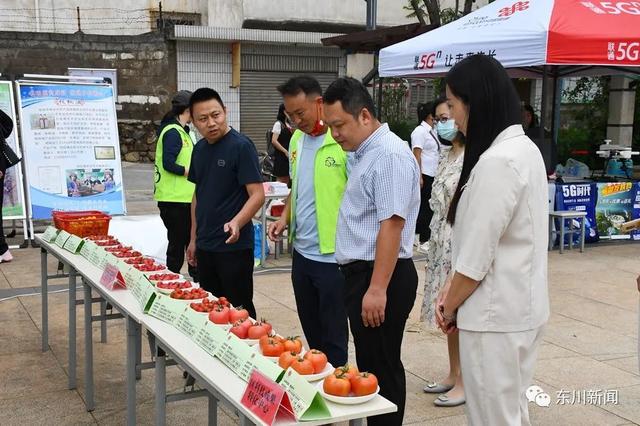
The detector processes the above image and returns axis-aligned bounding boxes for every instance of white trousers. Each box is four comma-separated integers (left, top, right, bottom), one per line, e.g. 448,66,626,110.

459,326,545,426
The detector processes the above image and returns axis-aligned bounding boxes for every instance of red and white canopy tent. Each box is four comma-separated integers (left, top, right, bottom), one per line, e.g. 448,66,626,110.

378,0,640,160
379,0,640,77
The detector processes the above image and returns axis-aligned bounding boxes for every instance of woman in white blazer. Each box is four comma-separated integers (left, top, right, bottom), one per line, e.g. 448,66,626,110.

436,55,550,426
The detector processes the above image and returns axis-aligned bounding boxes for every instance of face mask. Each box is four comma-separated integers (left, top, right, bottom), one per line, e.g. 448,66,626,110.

308,102,325,136
436,119,457,142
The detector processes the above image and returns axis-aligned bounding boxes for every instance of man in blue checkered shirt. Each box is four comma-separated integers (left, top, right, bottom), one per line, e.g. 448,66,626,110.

323,77,420,426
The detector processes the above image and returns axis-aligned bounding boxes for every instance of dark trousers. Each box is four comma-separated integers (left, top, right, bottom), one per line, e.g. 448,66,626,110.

341,258,418,426
0,174,7,255
415,174,434,243
196,248,256,319
291,250,348,366
158,202,198,281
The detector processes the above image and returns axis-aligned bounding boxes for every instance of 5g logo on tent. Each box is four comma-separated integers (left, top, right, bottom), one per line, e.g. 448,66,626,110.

526,385,552,408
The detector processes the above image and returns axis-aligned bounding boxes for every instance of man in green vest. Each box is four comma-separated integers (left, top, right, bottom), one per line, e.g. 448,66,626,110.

268,76,348,366
154,90,198,281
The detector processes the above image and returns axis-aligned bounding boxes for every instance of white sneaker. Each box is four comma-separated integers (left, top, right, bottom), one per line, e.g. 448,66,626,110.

418,242,429,254
0,250,13,263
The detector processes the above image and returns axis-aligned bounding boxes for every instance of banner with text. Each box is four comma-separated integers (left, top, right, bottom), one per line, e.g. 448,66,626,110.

16,81,126,219
0,81,27,219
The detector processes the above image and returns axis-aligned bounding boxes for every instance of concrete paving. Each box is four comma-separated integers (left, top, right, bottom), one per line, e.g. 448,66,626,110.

0,161,638,425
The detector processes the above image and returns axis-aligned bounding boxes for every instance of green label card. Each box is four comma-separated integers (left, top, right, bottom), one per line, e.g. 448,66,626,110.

240,351,285,383
122,264,145,288
175,305,207,338
147,294,186,323
215,333,254,378
129,273,157,312
80,240,98,259
42,226,60,242
63,235,84,253
90,247,107,268
194,321,228,356
99,252,117,270
54,230,71,248
279,368,331,421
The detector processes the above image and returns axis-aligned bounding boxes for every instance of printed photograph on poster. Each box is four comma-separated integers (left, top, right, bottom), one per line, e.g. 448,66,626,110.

94,146,115,160
29,113,56,129
38,166,62,194
17,82,126,219
66,168,116,197
595,182,640,240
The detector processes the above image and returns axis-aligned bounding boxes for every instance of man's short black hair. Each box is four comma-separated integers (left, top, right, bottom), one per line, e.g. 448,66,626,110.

323,77,377,120
189,87,225,114
277,75,322,97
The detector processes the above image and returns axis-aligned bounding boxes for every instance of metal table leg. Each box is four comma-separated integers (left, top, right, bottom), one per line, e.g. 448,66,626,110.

154,341,166,426
41,248,48,352
260,202,267,266
135,322,142,380
208,394,218,426
126,317,138,426
559,218,565,254
100,299,107,343
68,270,77,390
83,282,95,411
580,217,586,253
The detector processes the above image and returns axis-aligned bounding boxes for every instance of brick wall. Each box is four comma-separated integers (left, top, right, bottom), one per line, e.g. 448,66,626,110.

0,30,177,162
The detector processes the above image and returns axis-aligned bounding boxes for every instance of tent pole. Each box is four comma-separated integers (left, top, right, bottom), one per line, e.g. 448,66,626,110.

378,75,383,120
539,65,548,143
552,68,562,147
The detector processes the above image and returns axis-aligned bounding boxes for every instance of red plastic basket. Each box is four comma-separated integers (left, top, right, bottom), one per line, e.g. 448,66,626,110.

52,210,112,237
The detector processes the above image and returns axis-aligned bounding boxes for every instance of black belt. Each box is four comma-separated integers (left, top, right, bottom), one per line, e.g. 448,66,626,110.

338,258,412,278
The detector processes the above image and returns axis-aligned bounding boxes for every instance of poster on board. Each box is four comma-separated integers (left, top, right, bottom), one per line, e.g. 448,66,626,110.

0,81,27,219
16,81,126,219
595,182,640,241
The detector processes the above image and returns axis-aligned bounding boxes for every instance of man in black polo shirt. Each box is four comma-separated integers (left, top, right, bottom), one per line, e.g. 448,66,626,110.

186,88,265,318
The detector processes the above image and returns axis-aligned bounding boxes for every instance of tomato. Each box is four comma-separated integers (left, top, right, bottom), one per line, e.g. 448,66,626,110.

278,351,298,369
334,364,359,381
261,338,285,357
208,305,230,324
323,373,351,397
229,307,249,323
282,337,303,354
290,357,314,375
240,318,253,331
304,349,328,374
350,372,378,396
260,318,273,334
247,324,269,339
217,297,230,307
230,321,248,339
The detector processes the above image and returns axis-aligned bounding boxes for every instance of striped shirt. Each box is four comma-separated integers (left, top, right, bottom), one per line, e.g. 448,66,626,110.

335,123,421,265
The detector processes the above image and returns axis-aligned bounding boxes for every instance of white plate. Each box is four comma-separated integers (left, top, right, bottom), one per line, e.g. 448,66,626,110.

302,362,333,382
148,273,184,283
318,384,380,405
155,282,193,295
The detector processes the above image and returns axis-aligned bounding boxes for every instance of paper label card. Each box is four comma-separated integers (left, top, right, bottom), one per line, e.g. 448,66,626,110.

80,240,98,259
42,226,60,242
239,351,285,384
194,321,228,356
89,247,108,268
54,230,71,247
241,370,295,426
63,235,84,253
279,368,331,421
99,263,125,290
215,333,254,378
129,273,157,312
147,294,186,323
175,306,208,338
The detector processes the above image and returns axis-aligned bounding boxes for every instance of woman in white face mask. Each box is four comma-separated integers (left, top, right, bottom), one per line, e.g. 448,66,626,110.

421,97,466,407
